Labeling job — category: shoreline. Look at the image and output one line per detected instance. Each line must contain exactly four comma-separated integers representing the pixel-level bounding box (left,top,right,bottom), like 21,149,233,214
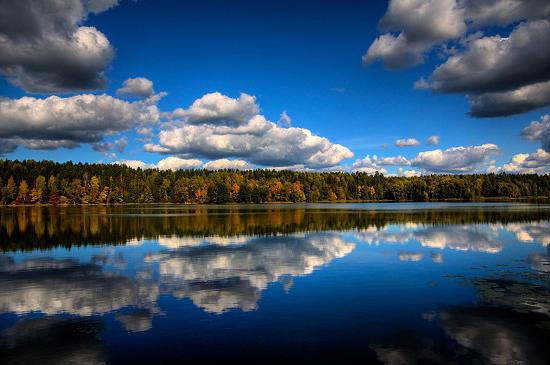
2,196,549,208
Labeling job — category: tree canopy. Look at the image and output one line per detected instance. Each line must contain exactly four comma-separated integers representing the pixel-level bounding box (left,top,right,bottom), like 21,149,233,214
1,159,549,205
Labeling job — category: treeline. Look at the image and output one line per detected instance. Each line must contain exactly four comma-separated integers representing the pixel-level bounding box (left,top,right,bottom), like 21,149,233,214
1,159,550,205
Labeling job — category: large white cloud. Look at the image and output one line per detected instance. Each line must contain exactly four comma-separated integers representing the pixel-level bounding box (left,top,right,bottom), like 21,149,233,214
0,93,161,155
146,92,353,168
410,144,499,173
352,144,500,174
114,157,252,171
0,0,118,92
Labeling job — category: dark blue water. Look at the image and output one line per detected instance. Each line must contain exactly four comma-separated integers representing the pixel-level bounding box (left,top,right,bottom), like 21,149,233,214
1,203,550,364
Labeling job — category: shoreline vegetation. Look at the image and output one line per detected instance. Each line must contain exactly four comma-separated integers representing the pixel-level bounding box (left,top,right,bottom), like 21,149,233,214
1,159,550,206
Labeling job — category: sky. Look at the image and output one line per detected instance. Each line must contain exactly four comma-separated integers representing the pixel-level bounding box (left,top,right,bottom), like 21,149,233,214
1,0,550,175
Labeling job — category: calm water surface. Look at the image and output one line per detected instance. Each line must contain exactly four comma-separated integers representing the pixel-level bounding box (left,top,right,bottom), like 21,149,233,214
1,203,550,364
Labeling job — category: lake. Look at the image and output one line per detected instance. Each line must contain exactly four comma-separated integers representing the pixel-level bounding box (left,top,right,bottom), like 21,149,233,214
1,203,550,364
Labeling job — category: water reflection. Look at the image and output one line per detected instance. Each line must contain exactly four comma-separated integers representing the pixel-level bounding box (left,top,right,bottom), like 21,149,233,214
2,203,550,251
0,256,158,316
0,204,550,364
356,224,503,253
148,233,354,313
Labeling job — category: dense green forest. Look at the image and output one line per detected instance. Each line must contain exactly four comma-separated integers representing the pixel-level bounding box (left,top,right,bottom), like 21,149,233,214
1,159,549,205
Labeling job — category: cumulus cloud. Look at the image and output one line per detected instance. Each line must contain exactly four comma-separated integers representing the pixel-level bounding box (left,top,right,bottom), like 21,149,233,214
380,155,411,165
426,135,440,145
521,115,550,151
395,138,420,147
491,149,550,174
171,92,260,126
203,159,252,170
115,157,253,171
351,156,388,174
351,144,500,175
463,0,550,27
366,1,550,116
146,92,353,169
411,144,499,173
117,77,155,98
115,157,202,171
397,168,421,177
363,0,466,69
428,20,550,94
156,157,202,171
469,81,550,118
0,0,118,92
0,94,161,154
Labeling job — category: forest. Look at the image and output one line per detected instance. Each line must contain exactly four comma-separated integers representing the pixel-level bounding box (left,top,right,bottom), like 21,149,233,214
1,159,550,205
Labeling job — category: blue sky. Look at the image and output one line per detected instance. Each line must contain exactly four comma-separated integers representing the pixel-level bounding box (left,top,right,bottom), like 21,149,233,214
1,0,550,175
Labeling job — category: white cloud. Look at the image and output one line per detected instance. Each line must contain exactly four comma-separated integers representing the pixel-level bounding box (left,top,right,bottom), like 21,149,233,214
114,159,154,170
278,110,292,127
0,0,118,92
363,0,466,69
521,115,550,151
491,149,550,174
156,157,202,171
427,135,440,145
203,159,252,170
395,138,421,147
114,157,202,171
380,155,410,165
172,92,260,126
146,92,353,168
351,155,388,174
397,168,421,177
411,144,499,173
0,94,161,154
117,77,155,98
